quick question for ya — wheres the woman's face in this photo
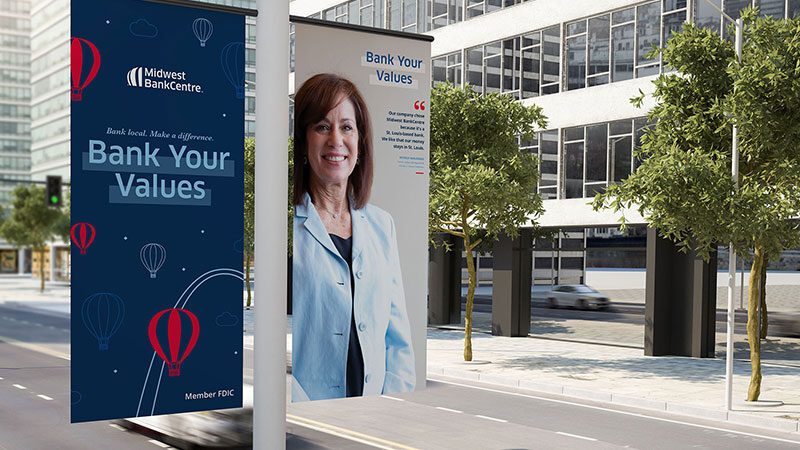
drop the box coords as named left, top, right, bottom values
left=306, top=95, right=359, bottom=189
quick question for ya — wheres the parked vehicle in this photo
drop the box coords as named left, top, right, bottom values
left=546, top=284, right=610, bottom=310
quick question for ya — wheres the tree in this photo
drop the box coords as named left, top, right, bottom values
left=592, top=11, right=800, bottom=401
left=0, top=185, right=63, bottom=292
left=430, top=83, right=547, bottom=361
left=244, top=138, right=254, bottom=307
left=243, top=137, right=294, bottom=308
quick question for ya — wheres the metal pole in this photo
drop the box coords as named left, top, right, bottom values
left=725, top=17, right=743, bottom=413
left=254, top=1, right=288, bottom=448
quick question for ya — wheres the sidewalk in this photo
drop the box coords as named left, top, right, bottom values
left=2, top=277, right=800, bottom=435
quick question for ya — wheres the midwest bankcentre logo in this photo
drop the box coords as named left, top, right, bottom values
left=126, top=66, right=203, bottom=93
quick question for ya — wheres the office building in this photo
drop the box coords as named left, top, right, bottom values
left=290, top=0, right=800, bottom=285
left=0, top=0, right=30, bottom=273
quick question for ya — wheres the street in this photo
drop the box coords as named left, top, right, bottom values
left=1, top=301, right=800, bottom=448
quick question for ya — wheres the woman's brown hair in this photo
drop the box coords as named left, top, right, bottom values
left=292, top=73, right=373, bottom=209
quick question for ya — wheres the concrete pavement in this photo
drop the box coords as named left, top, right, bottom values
left=3, top=274, right=800, bottom=437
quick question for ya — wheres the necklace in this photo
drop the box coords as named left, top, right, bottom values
left=318, top=205, right=346, bottom=220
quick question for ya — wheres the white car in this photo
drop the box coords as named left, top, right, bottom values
left=546, top=284, right=610, bottom=310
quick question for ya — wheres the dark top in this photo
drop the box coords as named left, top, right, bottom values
left=329, top=233, right=364, bottom=397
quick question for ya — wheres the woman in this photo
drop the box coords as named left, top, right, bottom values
left=291, top=73, right=415, bottom=402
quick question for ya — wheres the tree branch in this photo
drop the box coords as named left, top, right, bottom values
left=469, top=238, right=483, bottom=250
left=432, top=227, right=465, bottom=239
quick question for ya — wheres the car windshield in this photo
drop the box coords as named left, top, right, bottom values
left=573, top=286, right=596, bottom=293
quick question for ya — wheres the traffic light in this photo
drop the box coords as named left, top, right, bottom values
left=46, top=175, right=62, bottom=207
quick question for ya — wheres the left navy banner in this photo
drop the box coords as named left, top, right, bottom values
left=70, top=0, right=245, bottom=423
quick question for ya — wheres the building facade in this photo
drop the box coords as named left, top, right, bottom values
left=0, top=0, right=31, bottom=274
left=290, top=0, right=799, bottom=285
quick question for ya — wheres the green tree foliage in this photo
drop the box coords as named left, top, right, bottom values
left=242, top=138, right=294, bottom=308
left=244, top=138, right=254, bottom=307
left=0, top=185, right=63, bottom=292
left=430, top=83, right=547, bottom=361
left=592, top=10, right=800, bottom=401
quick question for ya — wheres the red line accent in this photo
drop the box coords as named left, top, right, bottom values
left=415, top=172, right=424, bottom=174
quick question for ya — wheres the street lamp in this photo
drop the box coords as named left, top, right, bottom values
left=699, top=0, right=743, bottom=412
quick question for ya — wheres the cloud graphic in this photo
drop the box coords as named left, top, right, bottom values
left=215, top=312, right=239, bottom=327
left=129, top=19, right=158, bottom=38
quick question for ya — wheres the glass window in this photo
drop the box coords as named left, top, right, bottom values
left=541, top=26, right=560, bottom=94
left=522, top=44, right=540, bottom=98
left=467, top=47, right=483, bottom=91
left=756, top=0, right=785, bottom=18
left=611, top=135, right=632, bottom=181
left=484, top=53, right=501, bottom=94
left=613, top=7, right=635, bottom=25
left=664, top=0, right=687, bottom=12
left=791, top=0, right=800, bottom=18
left=567, top=35, right=586, bottom=90
left=612, top=23, right=634, bottom=81
left=588, top=15, right=610, bottom=77
left=695, top=0, right=721, bottom=35
left=432, top=56, right=446, bottom=86
left=585, top=124, right=607, bottom=184
left=567, top=20, right=586, bottom=36
left=662, top=11, right=686, bottom=46
left=637, top=2, right=661, bottom=67
left=564, top=139, right=583, bottom=199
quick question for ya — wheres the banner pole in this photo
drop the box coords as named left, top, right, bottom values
left=254, top=0, right=288, bottom=447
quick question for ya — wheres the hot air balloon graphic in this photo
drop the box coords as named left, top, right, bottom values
left=148, top=308, right=200, bottom=377
left=221, top=42, right=245, bottom=99
left=192, top=18, right=213, bottom=47
left=70, top=37, right=101, bottom=101
left=81, top=293, right=125, bottom=351
left=71, top=222, right=95, bottom=255
left=140, top=243, right=166, bottom=278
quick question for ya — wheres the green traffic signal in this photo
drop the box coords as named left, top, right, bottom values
left=51, top=195, right=59, bottom=204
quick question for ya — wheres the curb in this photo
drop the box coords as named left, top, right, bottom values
left=427, top=368, right=800, bottom=435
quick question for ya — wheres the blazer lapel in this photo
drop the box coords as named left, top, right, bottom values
left=298, top=192, right=340, bottom=258
left=350, top=201, right=366, bottom=265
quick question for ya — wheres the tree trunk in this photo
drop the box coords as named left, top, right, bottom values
left=759, top=257, right=767, bottom=339
left=463, top=233, right=475, bottom=362
left=38, top=248, right=45, bottom=293
left=746, top=246, right=765, bottom=402
left=245, top=250, right=252, bottom=307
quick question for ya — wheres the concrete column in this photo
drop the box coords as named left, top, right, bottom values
left=491, top=230, right=533, bottom=337
left=645, top=227, right=716, bottom=357
left=49, top=245, right=57, bottom=282
left=428, top=233, right=462, bottom=325
left=18, top=248, right=25, bottom=275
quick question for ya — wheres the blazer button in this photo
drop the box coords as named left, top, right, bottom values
left=358, top=322, right=366, bottom=332
left=356, top=270, right=364, bottom=279
left=364, top=374, right=371, bottom=383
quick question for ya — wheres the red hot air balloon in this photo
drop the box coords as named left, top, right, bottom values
left=148, top=308, right=200, bottom=377
left=70, top=222, right=95, bottom=255
left=71, top=37, right=101, bottom=101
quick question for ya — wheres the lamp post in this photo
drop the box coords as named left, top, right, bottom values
left=699, top=0, right=742, bottom=412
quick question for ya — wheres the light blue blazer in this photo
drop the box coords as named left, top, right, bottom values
left=292, top=192, right=415, bottom=402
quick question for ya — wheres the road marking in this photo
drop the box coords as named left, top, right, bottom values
left=557, top=431, right=597, bottom=442
left=37, top=394, right=53, bottom=401
left=435, top=406, right=462, bottom=414
left=147, top=439, right=171, bottom=448
left=381, top=395, right=405, bottom=402
left=0, top=334, right=70, bottom=360
left=475, top=414, right=507, bottom=423
left=12, top=384, right=26, bottom=390
left=108, top=423, right=126, bottom=431
left=19, top=320, right=28, bottom=324
left=287, top=414, right=417, bottom=450
left=431, top=378, right=800, bottom=445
